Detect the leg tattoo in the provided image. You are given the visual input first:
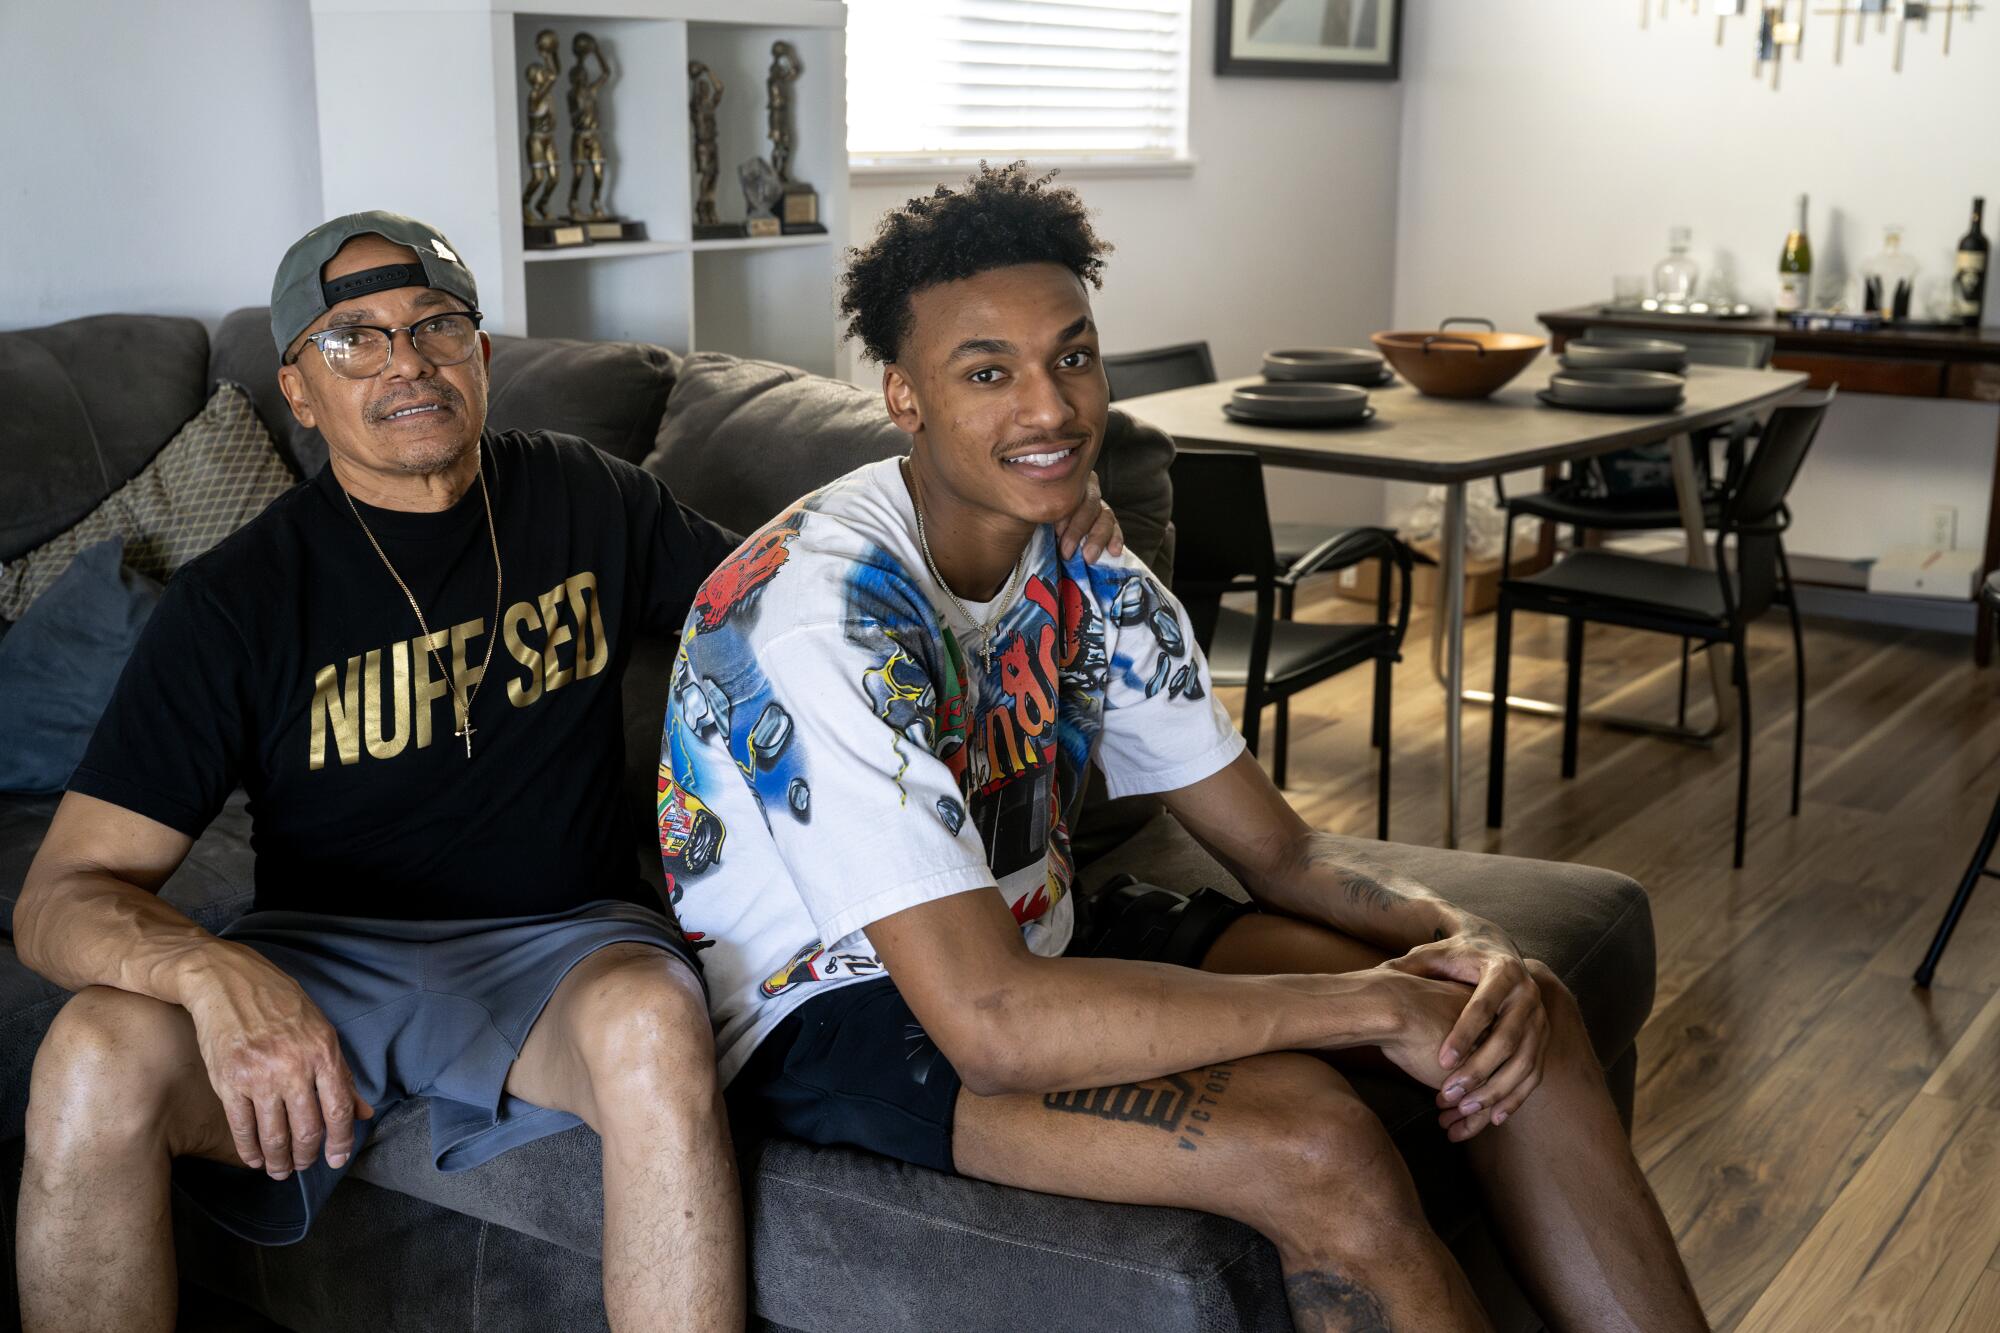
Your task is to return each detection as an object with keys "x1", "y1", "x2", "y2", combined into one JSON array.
[
  {"x1": 1042, "y1": 1065, "x2": 1236, "y2": 1152},
  {"x1": 1284, "y1": 1269, "x2": 1393, "y2": 1333}
]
